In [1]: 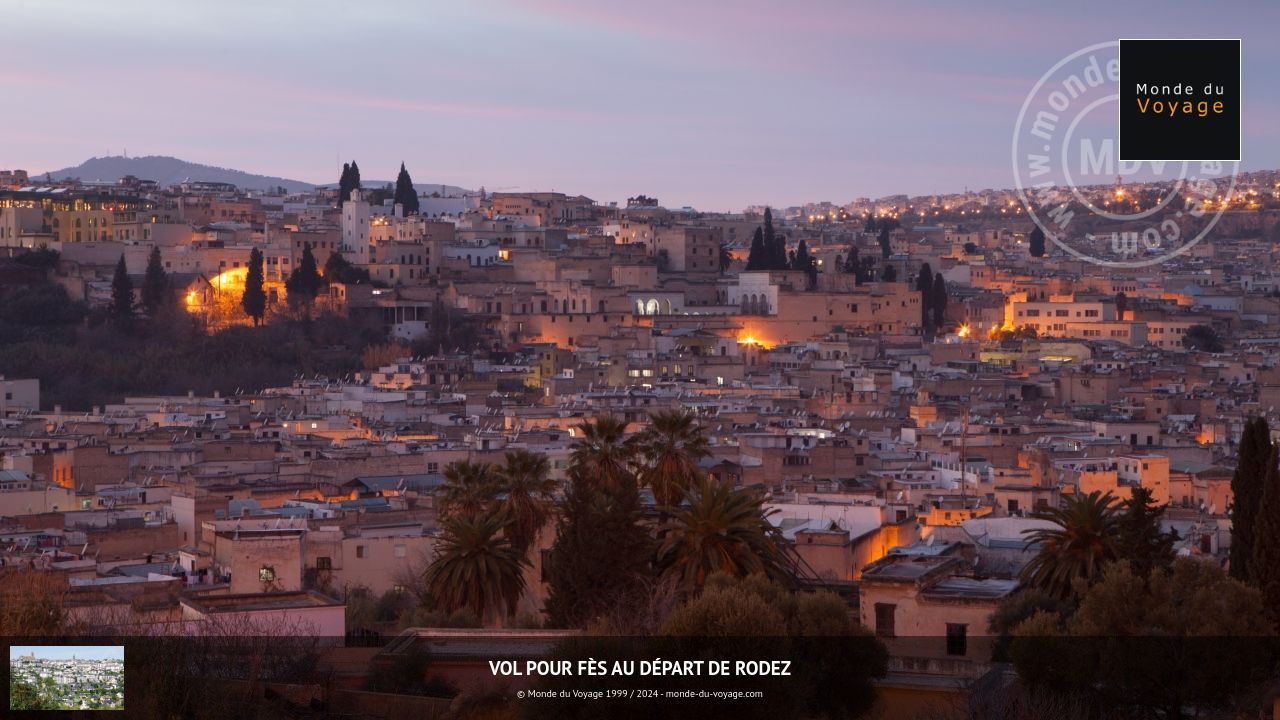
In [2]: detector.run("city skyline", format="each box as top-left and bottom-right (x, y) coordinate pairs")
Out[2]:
(6, 0), (1278, 210)
(10, 645), (125, 662)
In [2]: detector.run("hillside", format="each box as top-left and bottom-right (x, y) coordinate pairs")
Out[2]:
(42, 155), (473, 196)
(43, 155), (315, 192)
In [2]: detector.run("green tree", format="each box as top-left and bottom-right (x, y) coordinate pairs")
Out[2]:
(338, 160), (362, 203)
(963, 241), (978, 254)
(567, 416), (637, 496)
(656, 478), (789, 593)
(745, 227), (766, 271)
(881, 263), (897, 282)
(1114, 486), (1177, 578)
(141, 245), (169, 314)
(1020, 491), (1120, 599)
(323, 250), (372, 285)
(12, 245), (59, 269)
(241, 247), (266, 326)
(109, 254), (133, 322)
(1231, 416), (1271, 582)
(544, 471), (653, 628)
(1252, 443), (1280, 617)
(878, 224), (891, 259)
(658, 574), (888, 720)
(916, 262), (934, 329)
(763, 207), (786, 270)
(987, 587), (1071, 662)
(1029, 225), (1046, 257)
(438, 460), (499, 520)
(789, 238), (816, 287)
(660, 574), (788, 636)
(635, 409), (709, 508)
(931, 273), (948, 328)
(393, 162), (420, 215)
(10, 677), (46, 710)
(718, 243), (733, 273)
(424, 510), (528, 622)
(1183, 323), (1224, 352)
(285, 242), (323, 306)
(495, 448), (557, 554)
(1011, 560), (1275, 719)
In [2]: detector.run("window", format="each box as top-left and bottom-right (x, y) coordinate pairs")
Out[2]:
(946, 623), (968, 656)
(874, 603), (896, 638)
(356, 545), (366, 559)
(259, 566), (275, 583)
(394, 544), (406, 558)
(316, 556), (332, 570)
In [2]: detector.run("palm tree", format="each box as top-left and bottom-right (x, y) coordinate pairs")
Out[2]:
(438, 460), (498, 519)
(425, 510), (528, 622)
(1020, 490), (1121, 599)
(656, 478), (789, 593)
(635, 409), (710, 508)
(568, 416), (637, 496)
(495, 448), (557, 554)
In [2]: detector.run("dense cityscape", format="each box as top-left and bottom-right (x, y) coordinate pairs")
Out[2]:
(9, 648), (124, 711)
(4, 2), (1279, 719)
(2, 158), (1280, 718)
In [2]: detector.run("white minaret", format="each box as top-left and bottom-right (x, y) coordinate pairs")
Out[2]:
(341, 188), (372, 265)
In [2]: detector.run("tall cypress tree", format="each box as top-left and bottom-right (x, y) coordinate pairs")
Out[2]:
(917, 263), (934, 330)
(1029, 226), (1046, 258)
(844, 247), (859, 274)
(109, 254), (133, 322)
(285, 242), (323, 306)
(745, 227), (765, 271)
(141, 246), (169, 314)
(931, 274), (948, 327)
(1253, 443), (1280, 617)
(878, 225), (891, 259)
(242, 247), (266, 326)
(544, 475), (654, 628)
(393, 162), (420, 215)
(774, 235), (790, 270)
(763, 208), (785, 270)
(791, 239), (810, 271)
(339, 160), (362, 203)
(1231, 417), (1273, 582)
(1116, 486), (1177, 578)
(338, 162), (352, 203)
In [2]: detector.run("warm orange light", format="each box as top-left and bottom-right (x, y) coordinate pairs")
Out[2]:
(957, 324), (972, 338)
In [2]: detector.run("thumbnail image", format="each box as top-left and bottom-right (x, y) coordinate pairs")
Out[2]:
(9, 646), (124, 711)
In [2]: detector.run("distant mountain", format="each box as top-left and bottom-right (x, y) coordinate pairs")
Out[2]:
(42, 155), (473, 197)
(43, 155), (316, 193)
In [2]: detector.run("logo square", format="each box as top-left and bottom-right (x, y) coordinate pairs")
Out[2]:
(1119, 39), (1240, 161)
